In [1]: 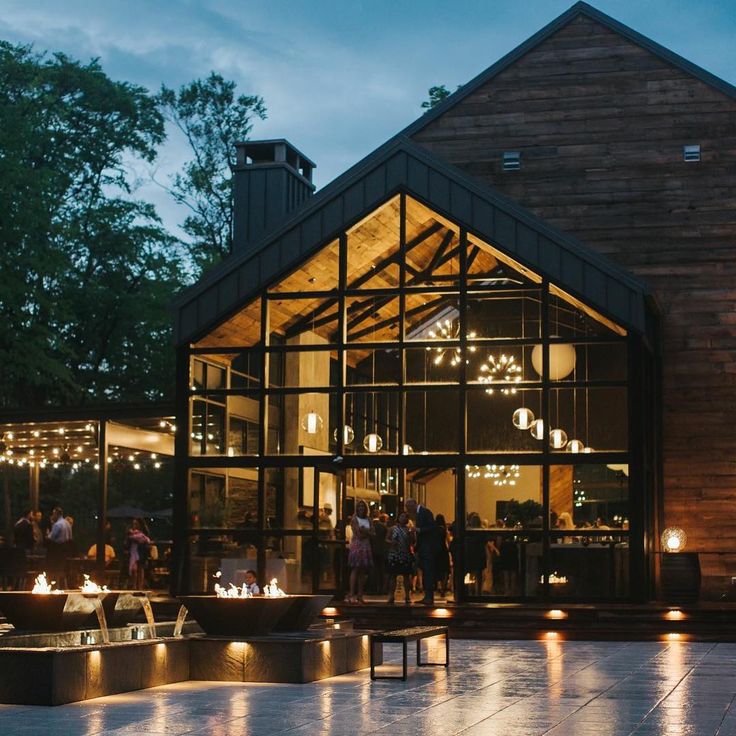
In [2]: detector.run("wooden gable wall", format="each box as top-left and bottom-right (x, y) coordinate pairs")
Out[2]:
(412, 13), (736, 597)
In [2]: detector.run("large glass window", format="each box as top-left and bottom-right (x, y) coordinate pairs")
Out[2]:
(181, 193), (633, 600)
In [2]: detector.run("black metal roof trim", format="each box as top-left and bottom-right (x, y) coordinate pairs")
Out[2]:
(402, 1), (736, 139)
(174, 136), (649, 345)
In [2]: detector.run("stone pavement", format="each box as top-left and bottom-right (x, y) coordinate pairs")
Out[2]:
(1, 639), (735, 735)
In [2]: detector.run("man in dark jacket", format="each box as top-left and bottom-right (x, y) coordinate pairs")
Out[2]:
(13, 510), (35, 551)
(405, 498), (437, 605)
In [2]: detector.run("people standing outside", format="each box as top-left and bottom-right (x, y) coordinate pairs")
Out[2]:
(405, 498), (437, 606)
(386, 512), (415, 605)
(47, 507), (73, 587)
(434, 513), (451, 599)
(13, 510), (35, 552)
(125, 518), (151, 590)
(369, 511), (388, 594)
(347, 500), (374, 603)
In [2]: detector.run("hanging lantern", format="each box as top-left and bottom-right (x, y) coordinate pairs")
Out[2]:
(531, 341), (576, 380)
(512, 407), (535, 430)
(567, 439), (585, 453)
(529, 419), (544, 440)
(333, 425), (355, 445)
(549, 428), (568, 449)
(402, 444), (413, 455)
(363, 433), (383, 453)
(300, 411), (323, 435)
(661, 527), (686, 553)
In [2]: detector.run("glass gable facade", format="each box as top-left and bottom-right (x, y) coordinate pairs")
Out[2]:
(176, 193), (647, 601)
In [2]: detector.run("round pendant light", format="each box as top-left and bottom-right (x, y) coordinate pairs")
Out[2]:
(531, 340), (577, 380)
(512, 407), (535, 430)
(333, 425), (355, 445)
(402, 444), (413, 455)
(300, 411), (323, 435)
(566, 438), (585, 453)
(363, 433), (383, 453)
(549, 428), (568, 449)
(529, 418), (544, 440)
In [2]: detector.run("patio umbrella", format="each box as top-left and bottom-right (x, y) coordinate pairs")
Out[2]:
(105, 505), (152, 519)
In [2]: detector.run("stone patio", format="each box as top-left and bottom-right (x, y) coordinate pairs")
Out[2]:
(1, 639), (735, 735)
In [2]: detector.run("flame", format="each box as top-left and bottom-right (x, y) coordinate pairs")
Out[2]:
(79, 575), (109, 594)
(215, 582), (253, 598)
(32, 573), (63, 594)
(264, 578), (286, 597)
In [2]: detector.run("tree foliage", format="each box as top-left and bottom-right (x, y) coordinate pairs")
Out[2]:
(421, 84), (461, 110)
(158, 73), (266, 275)
(0, 41), (185, 407)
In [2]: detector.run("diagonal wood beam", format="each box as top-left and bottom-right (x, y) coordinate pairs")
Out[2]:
(285, 221), (443, 338)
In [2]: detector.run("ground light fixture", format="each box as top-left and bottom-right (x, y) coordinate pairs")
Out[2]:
(661, 527), (687, 553)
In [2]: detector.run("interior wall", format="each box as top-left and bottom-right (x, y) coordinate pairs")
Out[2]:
(465, 466), (542, 525)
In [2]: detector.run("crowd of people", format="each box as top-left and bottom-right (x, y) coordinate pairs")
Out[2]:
(10, 508), (160, 589)
(344, 498), (453, 605)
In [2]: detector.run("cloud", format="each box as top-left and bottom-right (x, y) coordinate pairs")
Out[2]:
(1, 0), (734, 236)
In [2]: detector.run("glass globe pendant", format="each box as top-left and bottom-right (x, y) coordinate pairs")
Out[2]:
(549, 428), (568, 449)
(567, 439), (585, 453)
(363, 433), (383, 453)
(333, 424), (355, 445)
(300, 411), (323, 435)
(529, 419), (544, 440)
(402, 444), (413, 455)
(512, 407), (535, 430)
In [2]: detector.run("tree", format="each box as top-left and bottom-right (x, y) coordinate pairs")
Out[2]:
(421, 84), (462, 110)
(158, 73), (266, 276)
(0, 41), (184, 406)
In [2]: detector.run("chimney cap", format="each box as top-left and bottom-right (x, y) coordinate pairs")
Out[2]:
(234, 139), (316, 183)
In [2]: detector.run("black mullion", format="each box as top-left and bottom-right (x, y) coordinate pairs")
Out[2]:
(256, 295), (269, 585)
(173, 345), (192, 594)
(541, 278), (551, 601)
(399, 193), (407, 460)
(455, 229), (469, 603)
(337, 232), (347, 458)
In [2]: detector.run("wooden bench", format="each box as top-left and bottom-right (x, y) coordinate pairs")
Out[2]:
(370, 625), (449, 681)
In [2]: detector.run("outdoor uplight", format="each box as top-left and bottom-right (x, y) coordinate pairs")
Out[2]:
(661, 527), (686, 553)
(300, 411), (323, 435)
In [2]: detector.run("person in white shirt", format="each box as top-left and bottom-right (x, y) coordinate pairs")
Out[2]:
(243, 569), (260, 595)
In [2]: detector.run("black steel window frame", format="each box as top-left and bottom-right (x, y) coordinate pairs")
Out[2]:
(173, 191), (651, 602)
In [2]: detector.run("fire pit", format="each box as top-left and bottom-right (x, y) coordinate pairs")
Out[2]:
(178, 578), (333, 637)
(0, 575), (155, 638)
(273, 595), (334, 633)
(177, 595), (293, 637)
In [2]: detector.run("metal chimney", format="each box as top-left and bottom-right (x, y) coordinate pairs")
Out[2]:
(232, 139), (316, 255)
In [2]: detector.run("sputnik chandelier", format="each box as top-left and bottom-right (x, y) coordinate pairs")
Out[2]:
(478, 354), (522, 395)
(466, 464), (520, 486)
(426, 318), (477, 366)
